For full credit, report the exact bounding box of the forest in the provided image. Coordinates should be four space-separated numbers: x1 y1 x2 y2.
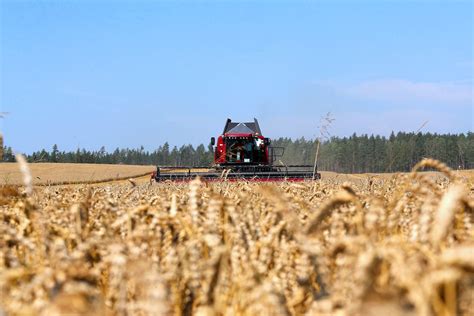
3 132 472 173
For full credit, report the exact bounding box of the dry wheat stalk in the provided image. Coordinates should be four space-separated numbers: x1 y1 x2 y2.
14 154 33 196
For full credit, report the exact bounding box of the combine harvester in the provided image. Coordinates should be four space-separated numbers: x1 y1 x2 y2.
152 118 320 182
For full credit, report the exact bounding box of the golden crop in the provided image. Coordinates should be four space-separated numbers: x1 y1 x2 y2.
0 162 154 186
0 159 473 316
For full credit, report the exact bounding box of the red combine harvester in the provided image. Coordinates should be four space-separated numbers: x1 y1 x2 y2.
153 118 320 182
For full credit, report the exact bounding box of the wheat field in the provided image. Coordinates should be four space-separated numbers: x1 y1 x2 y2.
0 159 473 316
0 163 155 186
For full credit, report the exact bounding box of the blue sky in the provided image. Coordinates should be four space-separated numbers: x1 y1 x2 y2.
1 0 472 153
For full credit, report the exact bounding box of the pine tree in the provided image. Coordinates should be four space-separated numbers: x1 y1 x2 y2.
51 144 59 163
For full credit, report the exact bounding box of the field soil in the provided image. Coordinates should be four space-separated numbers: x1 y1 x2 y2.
0 163 155 185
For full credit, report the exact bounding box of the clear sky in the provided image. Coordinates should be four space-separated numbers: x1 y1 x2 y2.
1 0 472 153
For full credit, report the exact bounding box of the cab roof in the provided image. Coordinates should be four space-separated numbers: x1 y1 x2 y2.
223 118 262 135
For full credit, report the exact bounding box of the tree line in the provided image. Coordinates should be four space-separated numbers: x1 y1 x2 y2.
2 132 473 173
272 132 473 173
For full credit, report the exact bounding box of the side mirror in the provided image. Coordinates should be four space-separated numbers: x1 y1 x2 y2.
210 137 215 146
264 138 271 146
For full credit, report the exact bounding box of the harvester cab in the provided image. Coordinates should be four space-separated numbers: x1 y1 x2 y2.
152 118 320 182
212 118 278 170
